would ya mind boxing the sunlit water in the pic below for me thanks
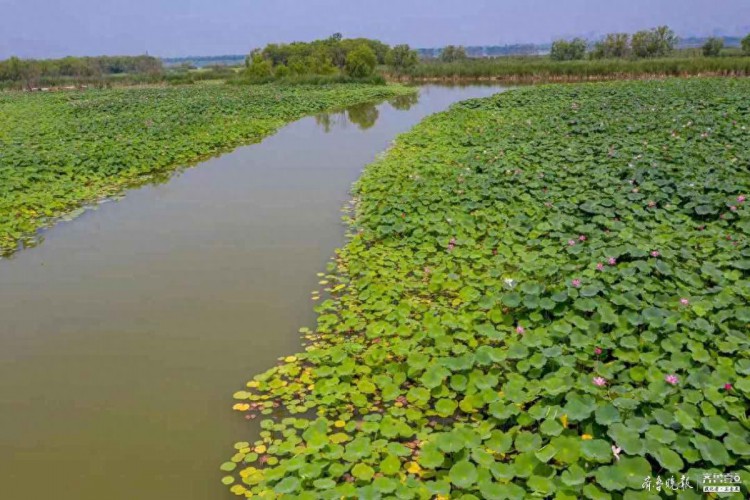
[0,84,507,500]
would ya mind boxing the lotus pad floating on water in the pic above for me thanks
[225,78,750,499]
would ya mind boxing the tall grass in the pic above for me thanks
[392,56,750,82]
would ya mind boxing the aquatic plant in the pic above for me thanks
[0,83,415,256]
[224,78,750,498]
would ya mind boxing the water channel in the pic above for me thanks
[0,84,508,500]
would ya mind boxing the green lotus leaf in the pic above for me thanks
[552,436,581,464]
[582,483,611,500]
[434,398,458,417]
[581,439,614,463]
[274,476,301,494]
[313,478,337,489]
[693,436,731,465]
[527,475,557,495]
[560,464,587,486]
[701,416,728,437]
[351,463,375,481]
[512,452,540,478]
[594,404,621,426]
[502,293,522,307]
[564,394,597,421]
[418,443,445,468]
[436,431,465,453]
[449,460,478,489]
[219,462,237,472]
[594,466,627,491]
[616,456,651,489]
[724,435,750,456]
[645,425,676,444]
[514,431,542,453]
[539,418,563,436]
[650,445,684,472]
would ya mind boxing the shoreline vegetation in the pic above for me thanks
[385,56,750,83]
[223,77,750,498]
[3,29,749,90]
[0,83,415,256]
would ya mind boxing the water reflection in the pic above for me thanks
[314,103,380,131]
[314,91,421,133]
[313,111,344,133]
[346,102,379,130]
[389,92,419,111]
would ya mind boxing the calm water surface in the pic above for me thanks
[0,84,507,500]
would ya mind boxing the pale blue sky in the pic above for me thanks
[1,0,749,58]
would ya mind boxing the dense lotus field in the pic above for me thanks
[224,78,750,499]
[0,83,413,256]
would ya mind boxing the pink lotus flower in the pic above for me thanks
[738,195,746,203]
[594,347,602,355]
[516,325,525,334]
[568,239,576,246]
[724,383,733,391]
[665,374,679,385]
[680,298,689,306]
[730,205,737,212]
[608,257,617,265]
[596,262,604,271]
[612,445,622,461]
[571,279,581,288]
[651,251,660,257]
[579,235,587,241]
[593,377,607,387]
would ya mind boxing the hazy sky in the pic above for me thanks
[2,0,749,58]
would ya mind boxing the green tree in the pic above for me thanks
[440,45,467,62]
[591,33,630,59]
[702,37,724,57]
[387,44,419,71]
[632,26,677,58]
[274,65,290,78]
[550,38,587,61]
[306,47,337,75]
[1,56,23,81]
[245,52,272,79]
[345,44,377,77]
[741,34,750,55]
[327,38,348,69]
[287,55,308,75]
[262,43,290,66]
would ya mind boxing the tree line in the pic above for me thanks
[243,34,419,81]
[0,55,163,88]
[551,27,750,61]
